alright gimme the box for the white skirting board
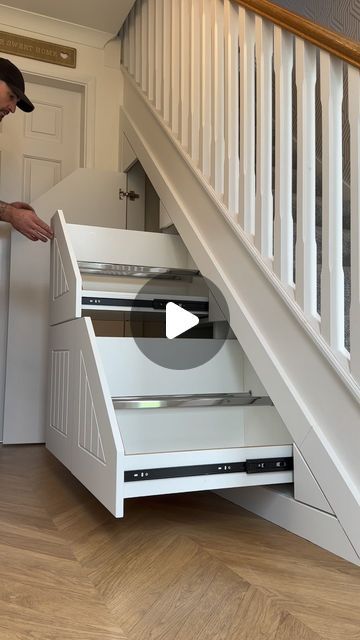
[293,444,334,514]
[215,485,360,566]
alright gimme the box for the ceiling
[0,0,135,35]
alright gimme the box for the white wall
[0,11,123,167]
[4,169,127,444]
[0,9,123,439]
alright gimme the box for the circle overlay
[130,275,231,370]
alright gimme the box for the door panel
[0,81,82,202]
[23,156,62,202]
[26,102,62,139]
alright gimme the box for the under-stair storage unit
[47,211,293,517]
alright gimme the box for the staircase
[117,0,360,562]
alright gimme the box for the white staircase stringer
[119,76,360,558]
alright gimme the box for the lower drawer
[47,317,293,518]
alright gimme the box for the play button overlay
[166,302,199,339]
[130,274,231,370]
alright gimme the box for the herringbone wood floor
[1,445,360,639]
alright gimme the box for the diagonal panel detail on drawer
[79,351,106,464]
[52,237,69,300]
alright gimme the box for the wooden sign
[0,31,76,68]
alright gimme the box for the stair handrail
[234,0,360,68]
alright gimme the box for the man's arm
[0,200,53,242]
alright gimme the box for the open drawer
[50,210,207,326]
[47,317,293,517]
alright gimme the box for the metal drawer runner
[112,392,273,409]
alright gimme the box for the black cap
[0,58,34,112]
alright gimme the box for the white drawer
[47,317,293,518]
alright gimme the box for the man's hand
[11,201,35,212]
[8,202,53,242]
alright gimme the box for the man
[0,58,53,242]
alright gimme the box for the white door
[0,80,82,202]
[0,80,82,441]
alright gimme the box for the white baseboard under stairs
[216,484,359,565]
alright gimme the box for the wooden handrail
[234,0,360,69]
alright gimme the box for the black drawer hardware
[245,457,293,474]
[82,296,208,315]
[124,457,293,482]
